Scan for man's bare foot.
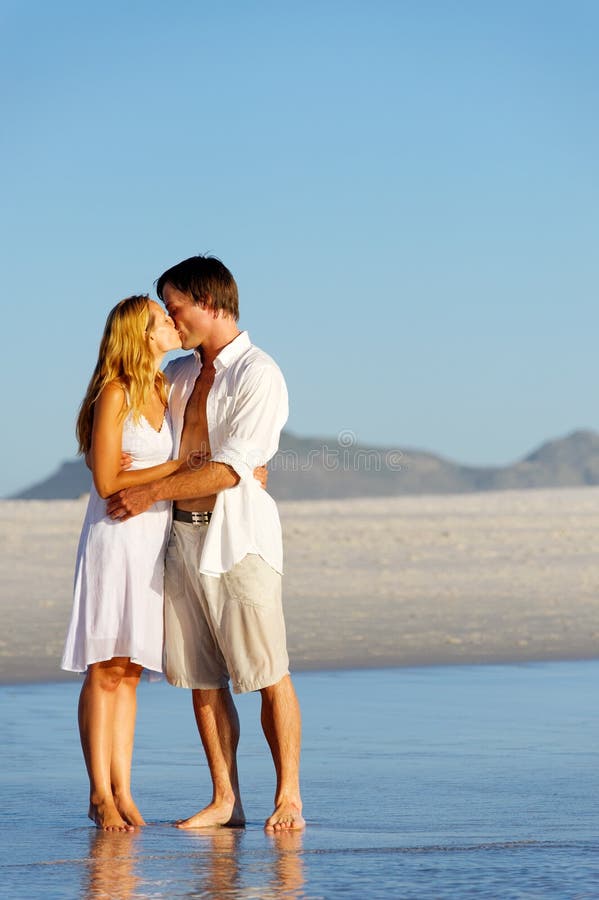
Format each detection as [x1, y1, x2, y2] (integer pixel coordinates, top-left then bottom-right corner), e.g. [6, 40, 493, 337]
[88, 800, 134, 832]
[114, 793, 146, 827]
[265, 801, 305, 832]
[175, 798, 246, 829]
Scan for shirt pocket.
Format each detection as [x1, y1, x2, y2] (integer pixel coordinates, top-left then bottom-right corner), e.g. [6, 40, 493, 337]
[219, 394, 235, 426]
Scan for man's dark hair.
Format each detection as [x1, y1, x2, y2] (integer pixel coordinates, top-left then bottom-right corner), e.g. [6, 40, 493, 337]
[156, 254, 239, 321]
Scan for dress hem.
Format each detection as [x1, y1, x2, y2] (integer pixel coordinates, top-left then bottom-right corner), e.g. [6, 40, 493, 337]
[61, 654, 163, 674]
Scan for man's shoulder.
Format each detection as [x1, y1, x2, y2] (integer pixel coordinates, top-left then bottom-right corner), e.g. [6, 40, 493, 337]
[227, 344, 286, 395]
[235, 342, 284, 379]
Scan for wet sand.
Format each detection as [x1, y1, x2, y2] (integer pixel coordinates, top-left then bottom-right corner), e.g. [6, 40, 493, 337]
[2, 663, 599, 898]
[1, 487, 598, 683]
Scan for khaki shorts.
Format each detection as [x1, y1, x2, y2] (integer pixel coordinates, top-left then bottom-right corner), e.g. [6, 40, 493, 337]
[163, 521, 289, 694]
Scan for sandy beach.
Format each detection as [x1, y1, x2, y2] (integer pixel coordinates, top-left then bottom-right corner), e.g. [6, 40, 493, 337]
[2, 487, 599, 684]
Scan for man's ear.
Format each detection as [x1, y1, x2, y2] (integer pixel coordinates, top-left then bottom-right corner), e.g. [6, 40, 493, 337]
[200, 292, 219, 319]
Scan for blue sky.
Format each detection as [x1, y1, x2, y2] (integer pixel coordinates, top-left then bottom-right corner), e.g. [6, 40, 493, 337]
[1, 0, 598, 496]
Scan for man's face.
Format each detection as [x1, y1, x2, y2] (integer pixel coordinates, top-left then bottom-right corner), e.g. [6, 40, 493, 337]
[162, 283, 216, 350]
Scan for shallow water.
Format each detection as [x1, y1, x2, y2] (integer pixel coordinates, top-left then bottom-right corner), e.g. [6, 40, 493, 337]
[1, 662, 598, 898]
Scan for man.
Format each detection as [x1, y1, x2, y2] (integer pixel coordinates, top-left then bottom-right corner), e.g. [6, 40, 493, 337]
[107, 254, 304, 832]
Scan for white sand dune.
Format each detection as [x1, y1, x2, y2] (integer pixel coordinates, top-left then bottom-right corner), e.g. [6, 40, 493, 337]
[1, 487, 598, 683]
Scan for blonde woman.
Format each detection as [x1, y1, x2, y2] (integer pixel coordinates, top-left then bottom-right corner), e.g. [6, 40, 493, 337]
[62, 294, 184, 832]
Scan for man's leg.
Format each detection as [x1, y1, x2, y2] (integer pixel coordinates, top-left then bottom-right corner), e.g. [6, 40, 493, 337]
[175, 687, 246, 828]
[165, 522, 242, 827]
[260, 675, 305, 831]
[212, 553, 304, 830]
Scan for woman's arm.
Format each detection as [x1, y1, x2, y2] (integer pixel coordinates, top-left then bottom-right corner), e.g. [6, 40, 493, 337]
[91, 383, 181, 499]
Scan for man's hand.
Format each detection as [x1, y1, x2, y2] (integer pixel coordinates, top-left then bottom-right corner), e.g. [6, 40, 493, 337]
[107, 483, 156, 521]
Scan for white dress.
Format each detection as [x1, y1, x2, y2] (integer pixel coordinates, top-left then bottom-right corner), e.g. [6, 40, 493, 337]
[62, 411, 173, 674]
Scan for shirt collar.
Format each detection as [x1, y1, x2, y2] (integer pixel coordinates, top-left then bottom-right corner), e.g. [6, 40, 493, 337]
[193, 331, 251, 372]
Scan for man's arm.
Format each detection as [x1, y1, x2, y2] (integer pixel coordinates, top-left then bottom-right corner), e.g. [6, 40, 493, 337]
[106, 459, 239, 520]
[211, 362, 288, 481]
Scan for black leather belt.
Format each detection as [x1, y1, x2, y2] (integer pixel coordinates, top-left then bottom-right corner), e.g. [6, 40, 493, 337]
[173, 509, 212, 525]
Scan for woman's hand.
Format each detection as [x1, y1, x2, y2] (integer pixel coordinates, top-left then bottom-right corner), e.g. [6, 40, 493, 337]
[253, 465, 268, 489]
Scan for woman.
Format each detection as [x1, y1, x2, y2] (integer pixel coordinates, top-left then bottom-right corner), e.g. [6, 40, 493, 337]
[62, 294, 183, 832]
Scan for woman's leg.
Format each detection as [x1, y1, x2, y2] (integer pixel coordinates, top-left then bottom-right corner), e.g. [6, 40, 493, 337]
[78, 657, 134, 831]
[110, 661, 146, 826]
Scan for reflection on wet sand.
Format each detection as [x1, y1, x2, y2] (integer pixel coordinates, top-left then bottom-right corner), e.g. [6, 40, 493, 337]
[267, 831, 305, 900]
[84, 828, 140, 900]
[184, 827, 243, 897]
[79, 825, 305, 900]
[181, 827, 305, 899]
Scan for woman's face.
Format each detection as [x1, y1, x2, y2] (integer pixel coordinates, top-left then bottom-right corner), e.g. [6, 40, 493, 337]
[147, 300, 182, 355]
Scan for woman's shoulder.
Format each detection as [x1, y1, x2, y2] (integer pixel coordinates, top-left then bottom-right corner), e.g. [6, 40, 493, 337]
[96, 380, 128, 412]
[100, 379, 127, 396]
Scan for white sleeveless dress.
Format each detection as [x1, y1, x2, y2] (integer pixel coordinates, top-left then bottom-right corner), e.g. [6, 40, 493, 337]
[62, 410, 173, 674]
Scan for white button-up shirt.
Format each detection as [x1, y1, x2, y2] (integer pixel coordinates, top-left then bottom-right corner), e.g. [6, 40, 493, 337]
[164, 331, 288, 576]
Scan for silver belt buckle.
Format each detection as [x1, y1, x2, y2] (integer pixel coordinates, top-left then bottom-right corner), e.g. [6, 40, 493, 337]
[191, 511, 208, 525]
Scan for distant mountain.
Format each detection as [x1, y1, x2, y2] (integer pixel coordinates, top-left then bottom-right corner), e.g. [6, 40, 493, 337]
[10, 429, 599, 501]
[14, 459, 94, 500]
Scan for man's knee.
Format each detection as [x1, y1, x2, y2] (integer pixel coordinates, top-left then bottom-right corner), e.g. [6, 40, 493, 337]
[192, 685, 232, 702]
[259, 673, 291, 700]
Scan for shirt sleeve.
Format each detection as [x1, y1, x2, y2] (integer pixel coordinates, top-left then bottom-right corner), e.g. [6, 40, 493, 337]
[211, 363, 289, 483]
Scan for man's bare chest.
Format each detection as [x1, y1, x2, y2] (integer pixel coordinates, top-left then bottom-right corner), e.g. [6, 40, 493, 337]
[181, 370, 215, 433]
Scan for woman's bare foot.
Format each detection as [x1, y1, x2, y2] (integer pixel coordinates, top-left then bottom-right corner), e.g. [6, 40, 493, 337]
[265, 800, 305, 832]
[114, 793, 146, 827]
[175, 797, 246, 829]
[88, 800, 134, 832]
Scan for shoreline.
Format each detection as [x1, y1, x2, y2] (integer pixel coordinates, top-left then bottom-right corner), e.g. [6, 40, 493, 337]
[1, 650, 599, 688]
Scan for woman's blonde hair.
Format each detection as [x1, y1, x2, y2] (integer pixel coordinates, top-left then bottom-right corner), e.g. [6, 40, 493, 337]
[76, 294, 169, 454]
